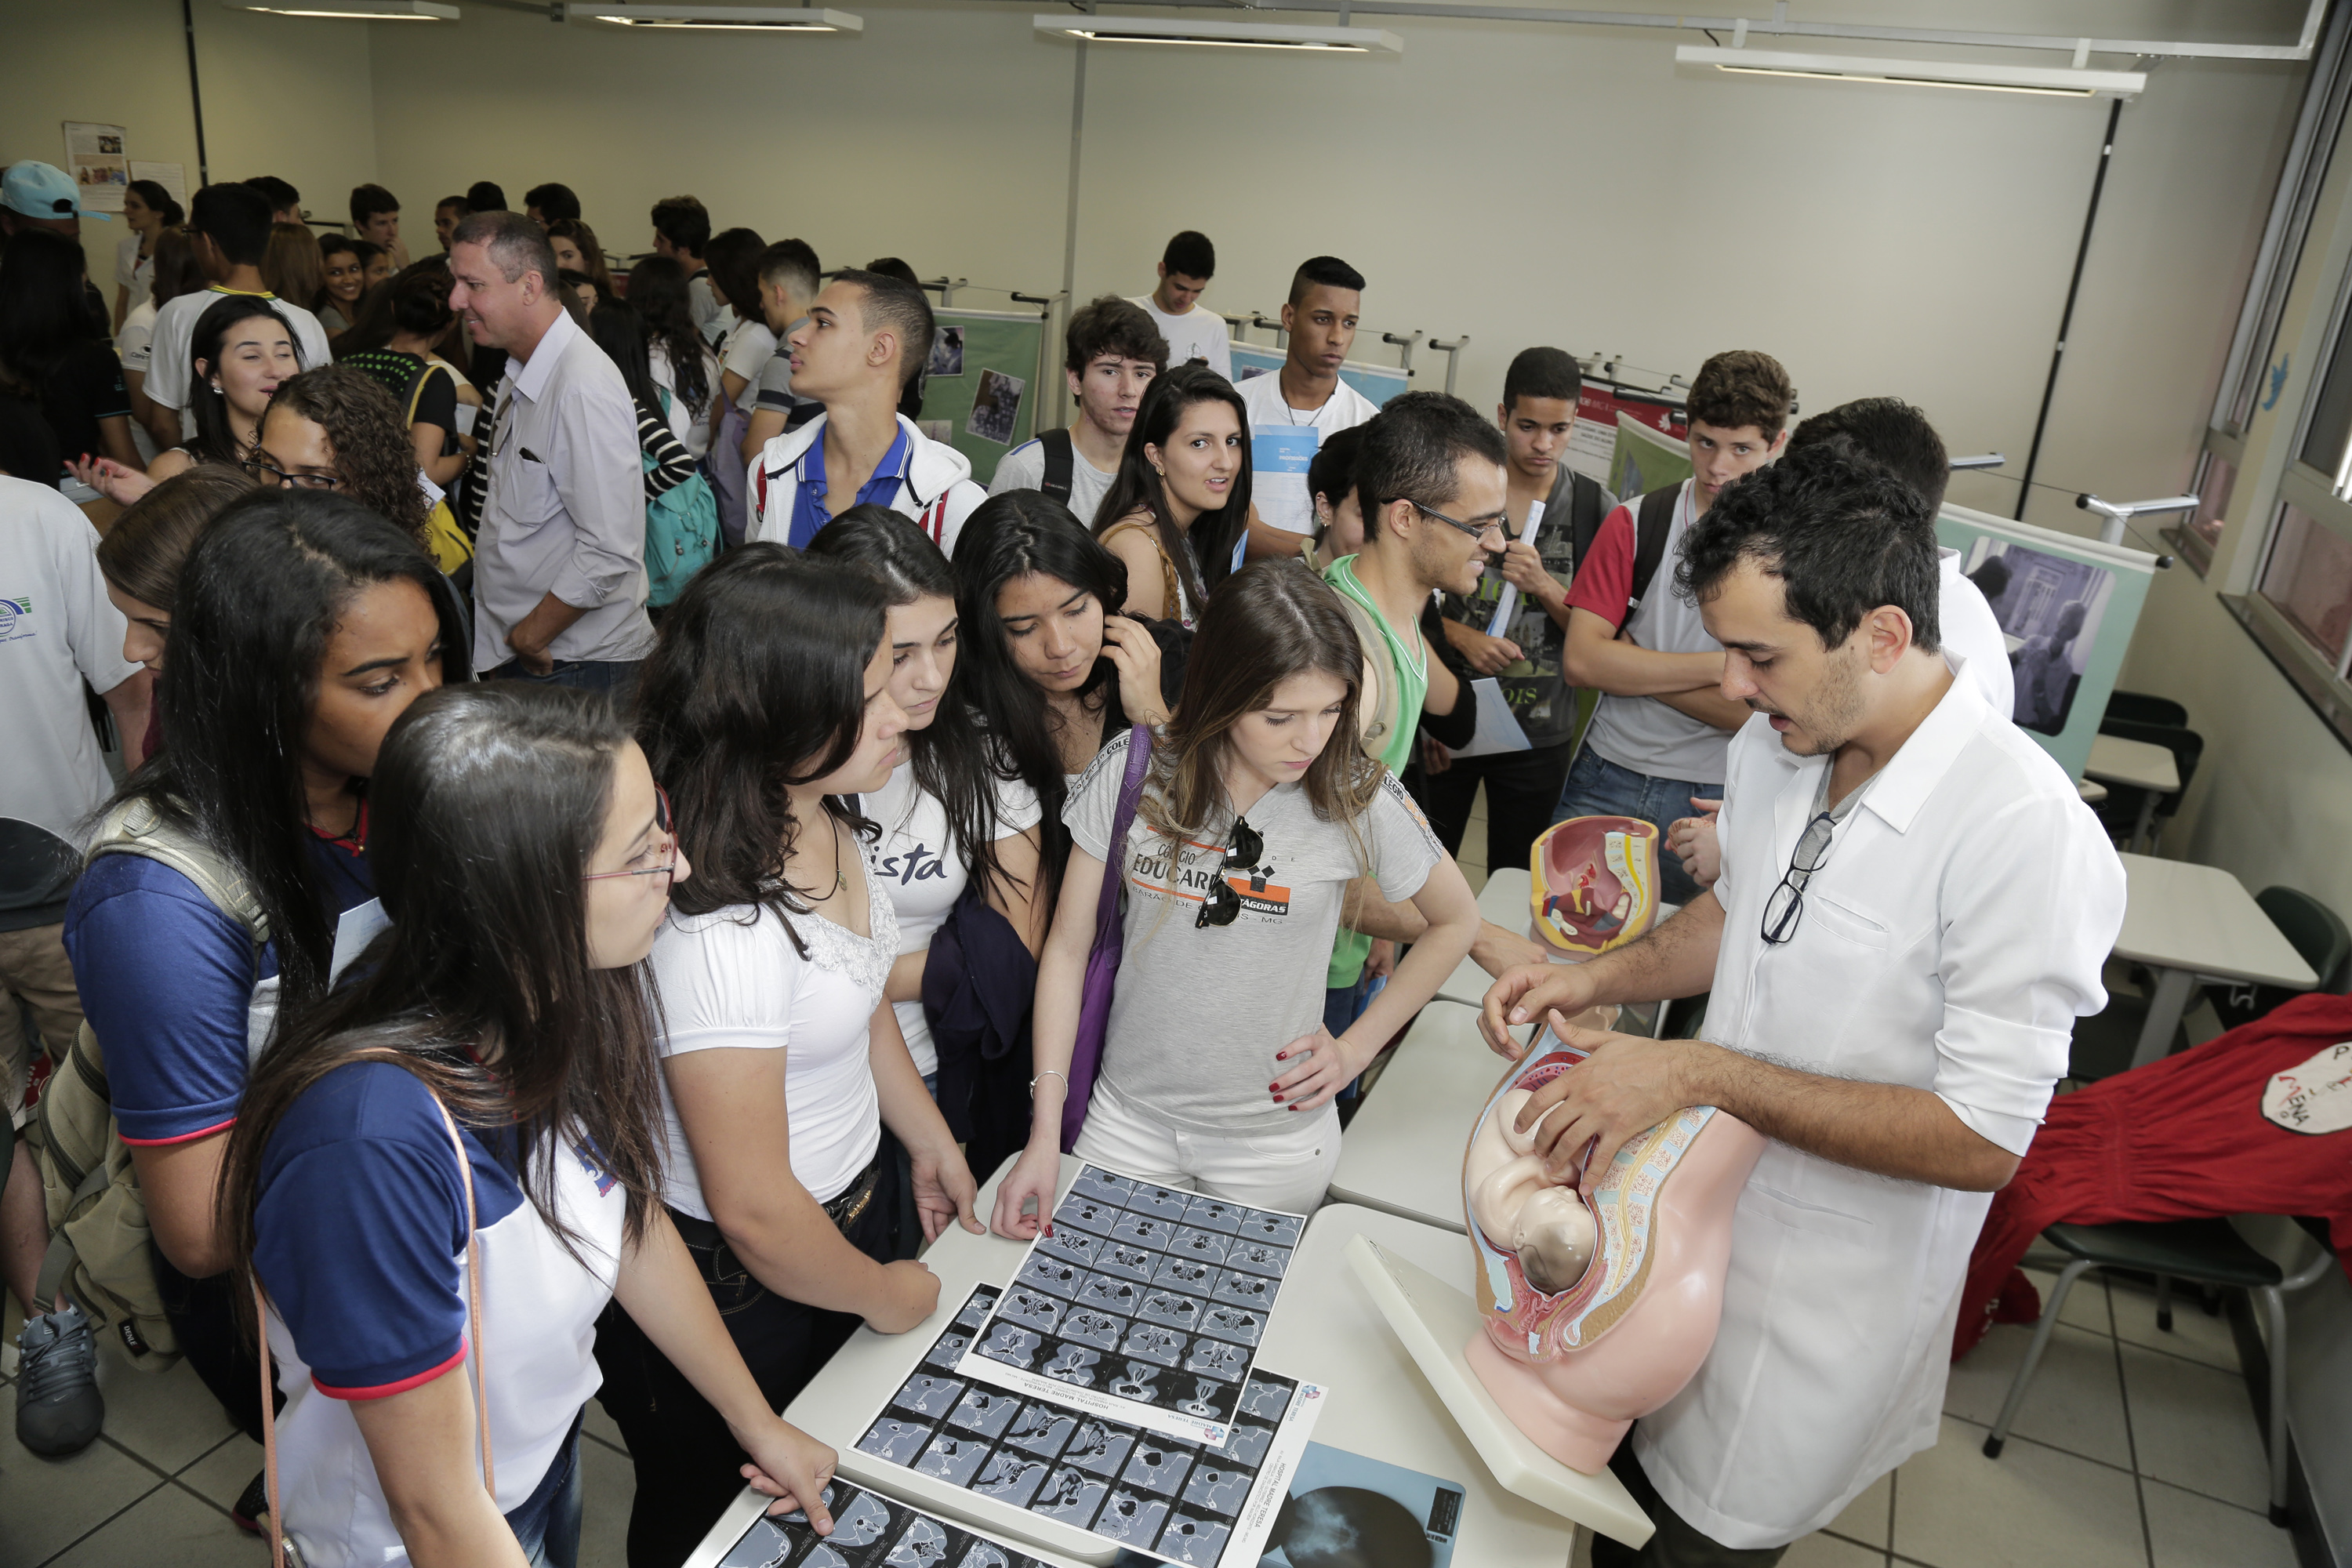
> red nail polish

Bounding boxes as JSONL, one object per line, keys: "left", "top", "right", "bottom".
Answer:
{"left": 1272, "top": 1094, "right": 1284, "bottom": 1102}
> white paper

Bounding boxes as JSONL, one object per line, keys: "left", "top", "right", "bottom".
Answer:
{"left": 128, "top": 161, "right": 187, "bottom": 212}
{"left": 1484, "top": 497, "right": 1546, "bottom": 637}
{"left": 1446, "top": 677, "right": 1533, "bottom": 760}
{"left": 327, "top": 898, "right": 390, "bottom": 985}
{"left": 62, "top": 122, "right": 128, "bottom": 212}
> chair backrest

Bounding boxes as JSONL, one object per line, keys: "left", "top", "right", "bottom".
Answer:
{"left": 2255, "top": 886, "right": 2352, "bottom": 994}
{"left": 2097, "top": 719, "right": 2204, "bottom": 815}
{"left": 2104, "top": 690, "right": 2188, "bottom": 729}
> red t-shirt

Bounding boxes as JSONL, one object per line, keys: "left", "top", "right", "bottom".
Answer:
{"left": 1563, "top": 504, "right": 1640, "bottom": 632}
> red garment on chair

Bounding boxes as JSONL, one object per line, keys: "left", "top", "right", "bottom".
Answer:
{"left": 1954, "top": 991, "right": 2352, "bottom": 1360}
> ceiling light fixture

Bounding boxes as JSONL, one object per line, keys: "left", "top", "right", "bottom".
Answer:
{"left": 228, "top": 0, "right": 456, "bottom": 15}
{"left": 1034, "top": 13, "right": 1401, "bottom": 54}
{"left": 1675, "top": 45, "right": 2145, "bottom": 100}
{"left": 577, "top": 4, "right": 860, "bottom": 27}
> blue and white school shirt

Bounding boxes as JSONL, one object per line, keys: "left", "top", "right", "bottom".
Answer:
{"left": 255, "top": 1061, "right": 626, "bottom": 1568}
{"left": 62, "top": 817, "right": 375, "bottom": 1146}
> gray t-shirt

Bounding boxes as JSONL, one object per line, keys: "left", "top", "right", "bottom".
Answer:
{"left": 989, "top": 432, "right": 1116, "bottom": 530}
{"left": 1066, "top": 731, "right": 1442, "bottom": 1135}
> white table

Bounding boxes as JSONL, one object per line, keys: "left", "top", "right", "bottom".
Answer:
{"left": 1327, "top": 1000, "right": 1499, "bottom": 1233}
{"left": 1436, "top": 866, "right": 1539, "bottom": 1006}
{"left": 2085, "top": 734, "right": 2180, "bottom": 851}
{"left": 2113, "top": 852, "right": 2315, "bottom": 1068}
{"left": 1273, "top": 1204, "right": 1626, "bottom": 1559}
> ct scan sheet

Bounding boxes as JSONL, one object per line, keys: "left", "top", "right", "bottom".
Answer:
{"left": 957, "top": 1165, "right": 1305, "bottom": 1446}
{"left": 858, "top": 1287, "right": 1325, "bottom": 1566}
{"left": 712, "top": 1480, "right": 1051, "bottom": 1568}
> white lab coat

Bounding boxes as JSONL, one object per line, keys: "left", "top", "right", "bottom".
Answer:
{"left": 1635, "top": 671, "right": 2125, "bottom": 1549}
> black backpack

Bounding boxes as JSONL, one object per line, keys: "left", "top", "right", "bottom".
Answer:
{"left": 1569, "top": 481, "right": 1679, "bottom": 623}
{"left": 1038, "top": 426, "right": 1076, "bottom": 506}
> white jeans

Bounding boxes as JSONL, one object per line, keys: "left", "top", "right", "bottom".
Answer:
{"left": 1073, "top": 1078, "right": 1341, "bottom": 1214}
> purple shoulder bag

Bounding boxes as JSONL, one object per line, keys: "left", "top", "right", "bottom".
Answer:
{"left": 1060, "top": 724, "right": 1153, "bottom": 1152}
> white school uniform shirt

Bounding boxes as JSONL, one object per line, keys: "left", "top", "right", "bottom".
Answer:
{"left": 1937, "top": 547, "right": 2014, "bottom": 718}
{"left": 1635, "top": 673, "right": 2124, "bottom": 1549}
{"left": 1127, "top": 294, "right": 1232, "bottom": 379}
{"left": 1236, "top": 368, "right": 1380, "bottom": 537}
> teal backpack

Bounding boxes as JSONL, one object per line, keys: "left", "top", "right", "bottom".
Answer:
{"left": 645, "top": 387, "right": 720, "bottom": 608}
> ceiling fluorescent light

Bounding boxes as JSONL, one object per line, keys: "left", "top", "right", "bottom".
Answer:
{"left": 1034, "top": 13, "right": 1401, "bottom": 54}
{"left": 230, "top": 0, "right": 456, "bottom": 14}
{"left": 1675, "top": 45, "right": 2144, "bottom": 100}
{"left": 579, "top": 4, "right": 860, "bottom": 27}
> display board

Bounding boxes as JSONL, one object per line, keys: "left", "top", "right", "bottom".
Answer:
{"left": 1933, "top": 504, "right": 2158, "bottom": 780}
{"left": 925, "top": 307, "right": 1050, "bottom": 487}
{"left": 1570, "top": 381, "right": 1688, "bottom": 486}
{"left": 1228, "top": 343, "right": 1410, "bottom": 408}
{"left": 1608, "top": 412, "right": 1693, "bottom": 503}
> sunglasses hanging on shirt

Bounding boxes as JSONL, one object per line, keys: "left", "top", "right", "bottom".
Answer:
{"left": 1196, "top": 815, "right": 1266, "bottom": 929}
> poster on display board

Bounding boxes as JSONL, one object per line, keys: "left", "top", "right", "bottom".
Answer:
{"left": 1568, "top": 380, "right": 1687, "bottom": 485}
{"left": 61, "top": 122, "right": 128, "bottom": 212}
{"left": 925, "top": 307, "right": 1047, "bottom": 486}
{"left": 1608, "top": 412, "right": 1693, "bottom": 504}
{"left": 1227, "top": 343, "right": 1408, "bottom": 409}
{"left": 1933, "top": 503, "right": 2157, "bottom": 780}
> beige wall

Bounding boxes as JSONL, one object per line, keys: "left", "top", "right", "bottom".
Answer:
{"left": 0, "top": 0, "right": 376, "bottom": 298}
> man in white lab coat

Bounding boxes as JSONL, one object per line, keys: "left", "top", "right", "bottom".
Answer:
{"left": 1481, "top": 448, "right": 2125, "bottom": 1564}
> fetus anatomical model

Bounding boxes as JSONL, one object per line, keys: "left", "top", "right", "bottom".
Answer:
{"left": 1530, "top": 815, "right": 1661, "bottom": 956}
{"left": 1461, "top": 1026, "right": 1765, "bottom": 1475}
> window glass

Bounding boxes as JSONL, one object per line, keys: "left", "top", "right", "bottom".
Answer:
{"left": 2259, "top": 500, "right": 2352, "bottom": 664}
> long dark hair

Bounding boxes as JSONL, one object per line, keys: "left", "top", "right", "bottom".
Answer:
{"left": 186, "top": 293, "right": 302, "bottom": 466}
{"left": 634, "top": 546, "right": 890, "bottom": 959}
{"left": 334, "top": 262, "right": 454, "bottom": 359}
{"left": 148, "top": 228, "right": 206, "bottom": 312}
{"left": 314, "top": 234, "right": 358, "bottom": 316}
{"left": 222, "top": 684, "right": 669, "bottom": 1302}
{"left": 949, "top": 490, "right": 1134, "bottom": 905}
{"left": 1094, "top": 362, "right": 1253, "bottom": 611}
{"left": 585, "top": 299, "right": 661, "bottom": 411}
{"left": 263, "top": 367, "right": 431, "bottom": 547}
{"left": 1143, "top": 560, "right": 1376, "bottom": 851}
{"left": 127, "top": 178, "right": 184, "bottom": 228}
{"left": 625, "top": 254, "right": 710, "bottom": 419}
{"left": 0, "top": 229, "right": 96, "bottom": 401}
{"left": 110, "top": 491, "right": 469, "bottom": 1014}
{"left": 807, "top": 504, "right": 1029, "bottom": 905}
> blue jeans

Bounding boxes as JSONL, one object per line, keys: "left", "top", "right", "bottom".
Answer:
{"left": 509, "top": 1414, "right": 584, "bottom": 1567}
{"left": 487, "top": 657, "right": 643, "bottom": 703}
{"left": 1551, "top": 746, "right": 1722, "bottom": 909}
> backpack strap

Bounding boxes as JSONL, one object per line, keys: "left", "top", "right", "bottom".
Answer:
{"left": 85, "top": 797, "right": 269, "bottom": 948}
{"left": 1333, "top": 590, "right": 1404, "bottom": 757}
{"left": 1039, "top": 427, "right": 1076, "bottom": 506}
{"left": 1626, "top": 484, "right": 1682, "bottom": 619}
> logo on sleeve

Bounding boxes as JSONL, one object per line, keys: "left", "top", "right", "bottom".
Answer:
{"left": 0, "top": 597, "right": 29, "bottom": 639}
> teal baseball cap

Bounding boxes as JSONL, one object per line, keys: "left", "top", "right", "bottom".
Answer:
{"left": 2, "top": 161, "right": 110, "bottom": 223}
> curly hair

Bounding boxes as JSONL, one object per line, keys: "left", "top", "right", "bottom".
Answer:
{"left": 263, "top": 367, "right": 431, "bottom": 549}
{"left": 1686, "top": 349, "right": 1794, "bottom": 437}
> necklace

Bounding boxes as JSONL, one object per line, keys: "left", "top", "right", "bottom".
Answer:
{"left": 826, "top": 820, "right": 848, "bottom": 894}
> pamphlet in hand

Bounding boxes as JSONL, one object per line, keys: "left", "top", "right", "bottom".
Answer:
{"left": 959, "top": 1164, "right": 1305, "bottom": 1447}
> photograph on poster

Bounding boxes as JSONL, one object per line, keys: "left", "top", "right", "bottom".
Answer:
{"left": 967, "top": 368, "right": 1024, "bottom": 445}
{"left": 714, "top": 1480, "right": 1052, "bottom": 1568}
{"left": 1962, "top": 537, "right": 2116, "bottom": 736}
{"left": 1252, "top": 1443, "right": 1466, "bottom": 1568}
{"left": 858, "top": 1288, "right": 1323, "bottom": 1566}
{"left": 930, "top": 326, "right": 965, "bottom": 379}
{"left": 62, "top": 122, "right": 129, "bottom": 210}
{"left": 960, "top": 1165, "right": 1303, "bottom": 1447}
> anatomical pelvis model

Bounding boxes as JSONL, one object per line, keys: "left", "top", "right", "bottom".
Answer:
{"left": 1530, "top": 816, "right": 1660, "bottom": 956}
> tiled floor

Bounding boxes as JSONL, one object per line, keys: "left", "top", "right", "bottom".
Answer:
{"left": 0, "top": 789, "right": 2299, "bottom": 1568}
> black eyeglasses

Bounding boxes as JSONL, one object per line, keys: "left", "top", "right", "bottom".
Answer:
{"left": 1196, "top": 816, "right": 1265, "bottom": 929}
{"left": 1759, "top": 810, "right": 1838, "bottom": 945}
{"left": 1403, "top": 499, "right": 1509, "bottom": 546}
{"left": 241, "top": 457, "right": 340, "bottom": 492}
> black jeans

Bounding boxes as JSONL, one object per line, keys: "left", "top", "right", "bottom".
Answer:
{"left": 154, "top": 1247, "right": 278, "bottom": 1445}
{"left": 1419, "top": 738, "right": 1577, "bottom": 880}
{"left": 1592, "top": 1439, "right": 1790, "bottom": 1568}
{"left": 593, "top": 1160, "right": 898, "bottom": 1568}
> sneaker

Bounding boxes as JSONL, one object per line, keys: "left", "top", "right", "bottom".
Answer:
{"left": 230, "top": 1469, "right": 270, "bottom": 1534}
{"left": 13, "top": 1302, "right": 104, "bottom": 1456}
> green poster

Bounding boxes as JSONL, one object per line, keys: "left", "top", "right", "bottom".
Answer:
{"left": 1610, "top": 412, "right": 1692, "bottom": 502}
{"left": 924, "top": 307, "right": 1049, "bottom": 486}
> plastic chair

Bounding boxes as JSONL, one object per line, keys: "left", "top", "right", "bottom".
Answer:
{"left": 2209, "top": 887, "right": 2352, "bottom": 1032}
{"left": 2091, "top": 719, "right": 2202, "bottom": 852}
{"left": 1983, "top": 1218, "right": 2337, "bottom": 1525}
{"left": 2103, "top": 690, "right": 2189, "bottom": 729}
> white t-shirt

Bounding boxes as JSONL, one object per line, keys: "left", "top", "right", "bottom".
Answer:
{"left": 649, "top": 339, "right": 724, "bottom": 459}
{"left": 720, "top": 318, "right": 774, "bottom": 397}
{"left": 988, "top": 430, "right": 1117, "bottom": 529}
{"left": 1236, "top": 368, "right": 1381, "bottom": 535}
{"left": 0, "top": 479, "right": 142, "bottom": 846}
{"left": 648, "top": 865, "right": 898, "bottom": 1216}
{"left": 117, "top": 299, "right": 160, "bottom": 376}
{"left": 688, "top": 271, "right": 722, "bottom": 337}
{"left": 145, "top": 287, "right": 333, "bottom": 430}
{"left": 858, "top": 755, "right": 1044, "bottom": 1078}
{"left": 1127, "top": 294, "right": 1232, "bottom": 380}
